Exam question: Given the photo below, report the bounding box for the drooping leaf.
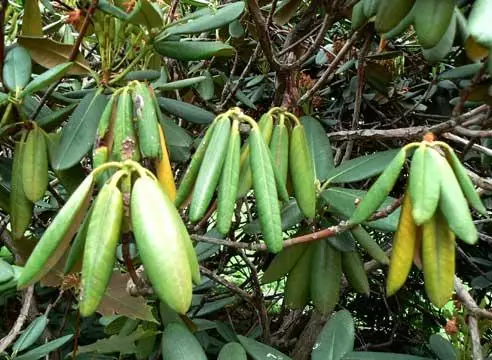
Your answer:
[321,187,400,232]
[244,198,304,234]
[97,272,158,323]
[325,149,401,184]
[154,41,235,61]
[3,46,32,92]
[312,310,354,360]
[157,97,215,124]
[12,315,49,355]
[153,76,206,91]
[237,335,292,360]
[14,334,73,360]
[18,36,91,75]
[129,0,163,29]
[52,91,107,170]
[300,116,334,181]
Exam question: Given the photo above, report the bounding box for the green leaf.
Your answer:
[36,103,77,130]
[153,76,206,91]
[0,258,14,284]
[19,62,73,98]
[429,334,457,360]
[22,0,43,36]
[343,353,433,360]
[15,334,73,360]
[312,310,354,360]
[437,63,482,80]
[129,0,163,29]
[12,315,49,354]
[218,342,247,360]
[326,149,401,184]
[52,91,107,170]
[244,198,304,234]
[162,2,245,36]
[161,323,207,360]
[234,89,256,109]
[154,41,235,61]
[159,115,193,162]
[300,116,334,181]
[76,327,156,356]
[157,97,215,124]
[229,19,245,38]
[237,335,292,360]
[468,0,492,48]
[321,187,400,232]
[196,70,215,100]
[422,11,456,63]
[3,46,32,92]
[18,36,91,75]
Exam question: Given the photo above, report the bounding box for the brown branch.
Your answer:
[193,196,402,251]
[0,285,35,353]
[31,0,99,120]
[297,30,361,104]
[246,0,281,70]
[327,105,489,141]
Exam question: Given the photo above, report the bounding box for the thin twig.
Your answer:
[199,265,253,302]
[246,0,281,70]
[0,285,35,353]
[31,0,99,120]
[219,43,261,110]
[193,196,402,251]
[297,30,361,104]
[239,251,271,344]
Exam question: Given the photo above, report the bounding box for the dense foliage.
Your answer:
[0,0,491,359]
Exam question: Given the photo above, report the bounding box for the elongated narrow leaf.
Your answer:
[154,41,235,61]
[52,91,107,170]
[157,97,215,124]
[162,2,245,36]
[15,334,73,360]
[12,315,49,354]
[274,0,302,26]
[312,310,355,360]
[321,187,400,232]
[409,146,440,225]
[326,149,401,184]
[20,62,73,98]
[300,116,334,181]
[349,149,407,225]
[153,76,206,91]
[3,46,32,92]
